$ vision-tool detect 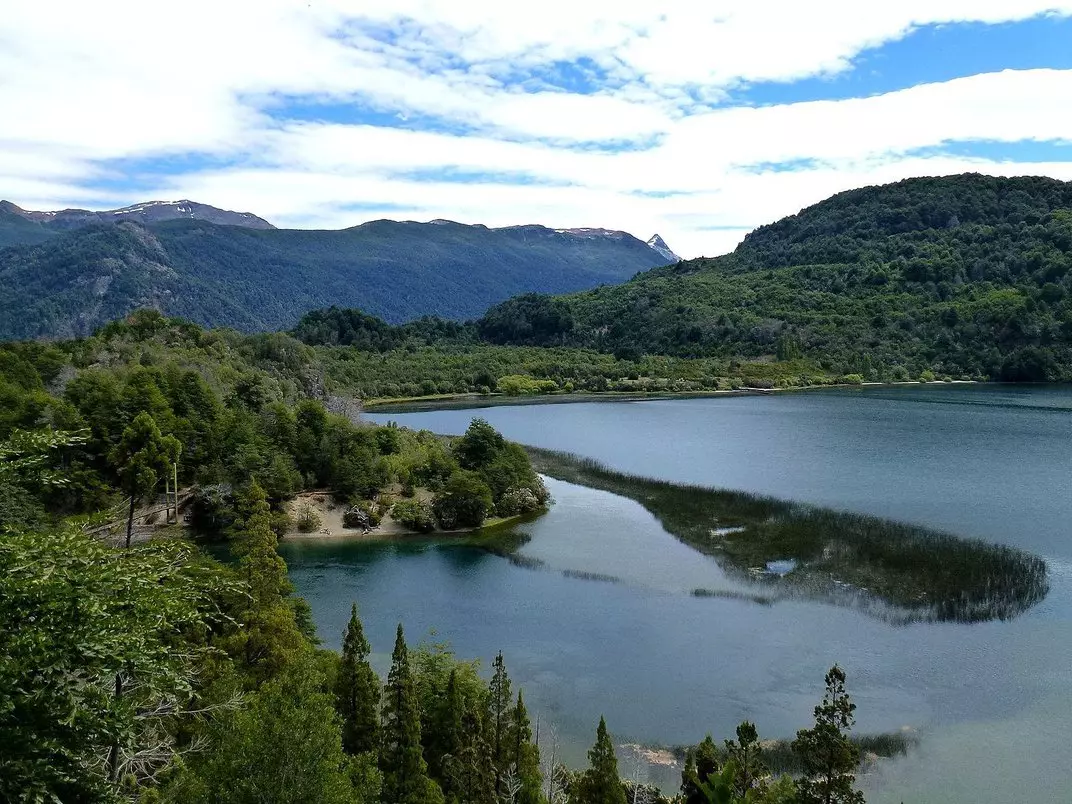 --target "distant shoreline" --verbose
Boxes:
[362,379,981,414]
